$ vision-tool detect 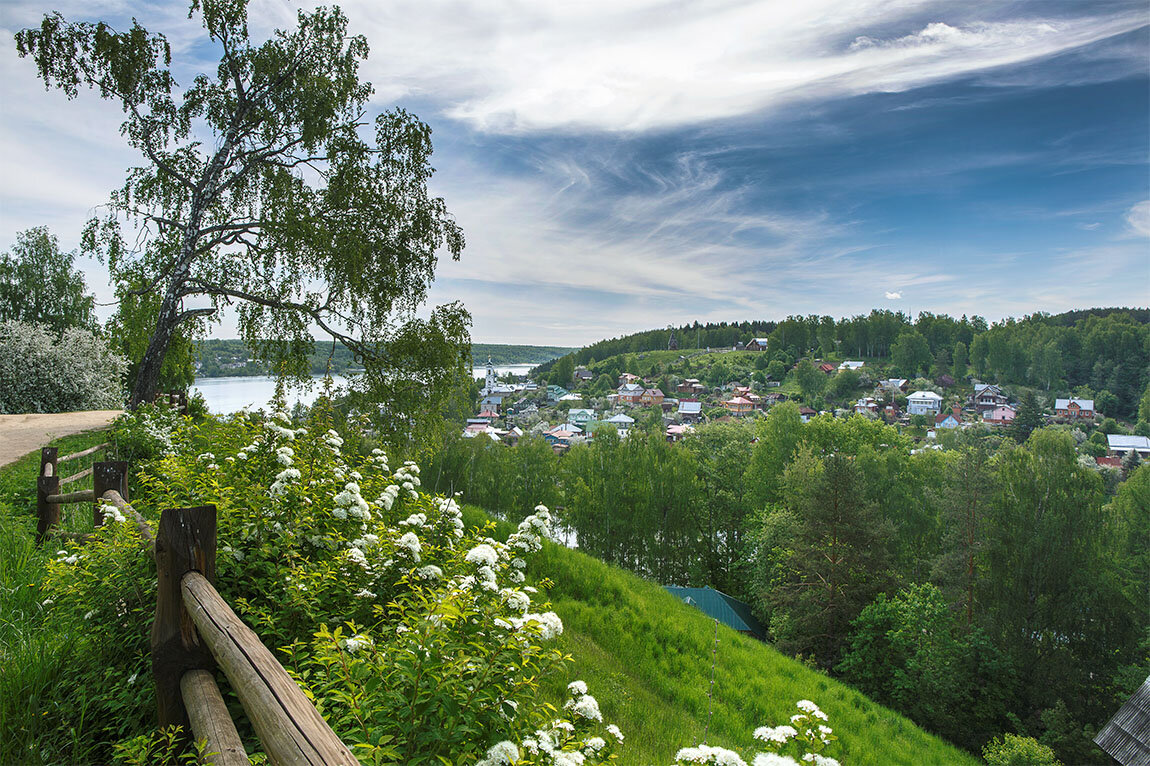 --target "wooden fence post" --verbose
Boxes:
[93,461,128,528]
[40,447,58,479]
[36,474,61,545]
[152,505,218,736]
